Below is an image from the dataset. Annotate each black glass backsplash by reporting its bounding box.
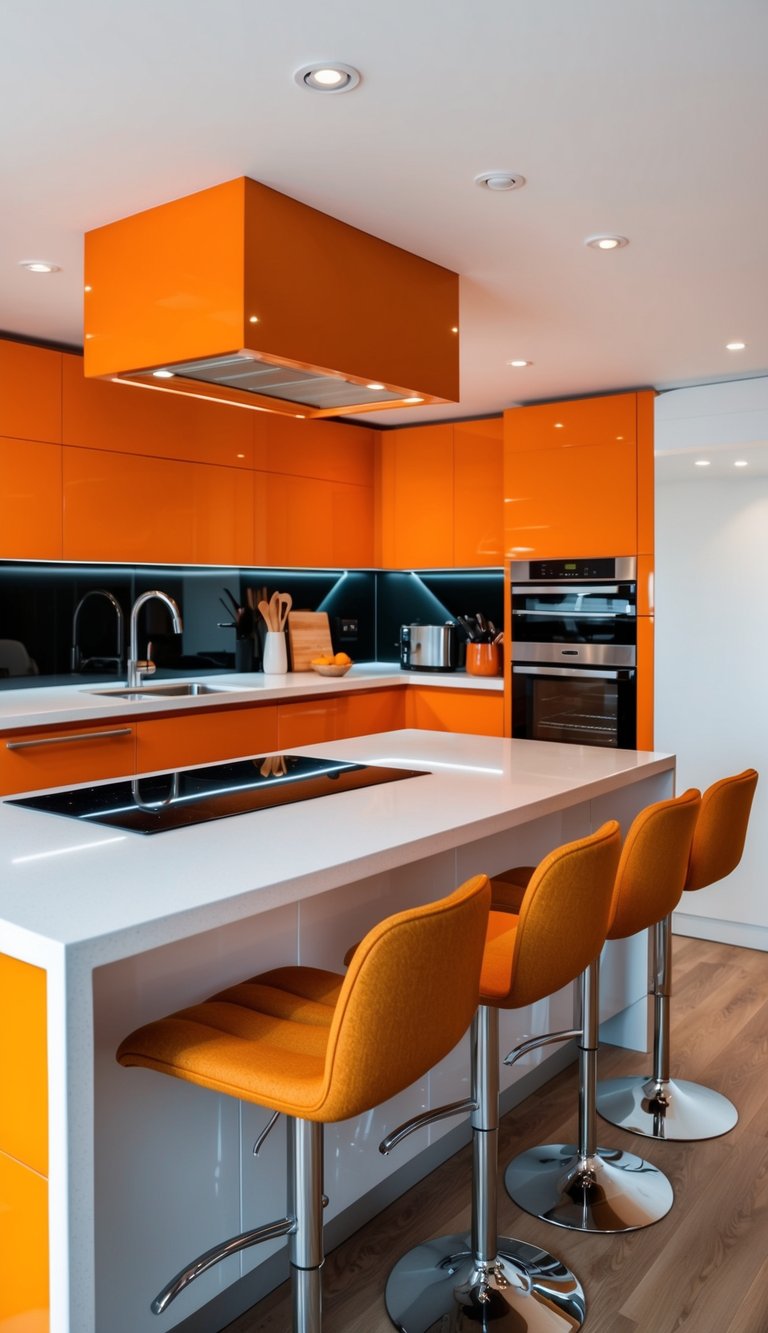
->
[0,561,502,685]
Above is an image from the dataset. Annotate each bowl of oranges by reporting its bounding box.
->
[310,652,353,677]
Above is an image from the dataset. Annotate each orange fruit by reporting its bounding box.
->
[334,652,352,665]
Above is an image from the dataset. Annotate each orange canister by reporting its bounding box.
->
[466,642,500,677]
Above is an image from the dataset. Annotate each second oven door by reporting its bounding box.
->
[511,582,636,647]
[512,664,637,749]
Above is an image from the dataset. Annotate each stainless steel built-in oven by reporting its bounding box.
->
[510,557,637,749]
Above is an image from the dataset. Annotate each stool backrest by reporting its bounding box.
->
[607,788,701,941]
[685,769,758,893]
[320,873,491,1121]
[495,821,622,1011]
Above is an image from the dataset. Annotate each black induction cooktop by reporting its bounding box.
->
[8,754,427,835]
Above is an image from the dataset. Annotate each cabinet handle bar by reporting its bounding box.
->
[6,728,133,751]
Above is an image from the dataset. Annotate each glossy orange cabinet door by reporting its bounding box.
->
[0,956,47,1175]
[255,412,376,487]
[255,472,374,568]
[0,722,136,796]
[0,338,61,444]
[62,446,254,565]
[0,1150,49,1332]
[505,437,637,559]
[505,393,637,454]
[405,687,504,737]
[136,705,278,772]
[0,437,63,559]
[277,699,339,749]
[335,688,406,739]
[453,419,503,566]
[62,353,254,469]
[377,424,454,568]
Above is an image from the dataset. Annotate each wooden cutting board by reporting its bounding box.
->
[287,611,333,670]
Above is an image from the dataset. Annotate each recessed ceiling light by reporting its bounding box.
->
[734,460,749,467]
[366,383,385,390]
[152,369,175,379]
[403,397,424,404]
[507,359,532,368]
[294,63,361,93]
[694,459,711,467]
[18,259,60,273]
[725,341,746,351]
[474,172,526,192]
[585,235,629,251]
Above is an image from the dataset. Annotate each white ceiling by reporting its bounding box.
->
[2,0,767,427]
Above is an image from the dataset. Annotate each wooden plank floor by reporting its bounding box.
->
[224,937,768,1332]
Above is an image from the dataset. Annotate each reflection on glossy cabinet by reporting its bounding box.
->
[335,687,405,739]
[62,353,254,469]
[405,687,504,736]
[0,338,61,444]
[255,472,374,568]
[0,955,47,1175]
[0,722,136,796]
[62,447,254,564]
[136,705,278,773]
[453,419,503,566]
[0,437,63,559]
[0,1150,49,1332]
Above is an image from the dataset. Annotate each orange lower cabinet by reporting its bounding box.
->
[0,437,63,560]
[335,688,406,739]
[277,699,339,749]
[0,1150,48,1332]
[0,957,47,1176]
[0,723,136,797]
[136,705,278,772]
[405,687,504,737]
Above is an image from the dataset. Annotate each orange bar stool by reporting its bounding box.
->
[381,821,622,1333]
[597,768,758,1141]
[116,874,491,1333]
[503,789,701,1234]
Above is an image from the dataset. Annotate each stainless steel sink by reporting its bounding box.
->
[85,682,230,700]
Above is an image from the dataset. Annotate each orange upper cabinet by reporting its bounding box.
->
[254,413,375,488]
[62,352,254,469]
[377,424,454,568]
[62,447,254,565]
[84,177,459,419]
[453,419,503,566]
[0,437,62,560]
[0,338,61,443]
[503,391,653,560]
[255,471,374,568]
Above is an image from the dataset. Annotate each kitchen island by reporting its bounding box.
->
[0,730,674,1333]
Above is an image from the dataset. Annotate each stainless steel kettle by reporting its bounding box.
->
[399,622,458,672]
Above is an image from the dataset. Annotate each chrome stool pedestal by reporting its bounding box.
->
[383,1008,586,1332]
[504,960,673,1233]
[597,915,738,1141]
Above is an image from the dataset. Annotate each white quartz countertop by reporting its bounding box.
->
[0,663,502,732]
[0,730,672,966]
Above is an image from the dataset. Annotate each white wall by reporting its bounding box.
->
[656,473,768,949]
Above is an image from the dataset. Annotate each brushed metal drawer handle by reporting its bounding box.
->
[6,728,133,751]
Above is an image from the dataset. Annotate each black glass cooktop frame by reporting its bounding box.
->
[7,754,427,835]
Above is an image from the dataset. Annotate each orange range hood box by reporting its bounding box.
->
[83,177,459,418]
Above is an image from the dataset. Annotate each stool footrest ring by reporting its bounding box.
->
[504,1027,581,1067]
[152,1215,295,1316]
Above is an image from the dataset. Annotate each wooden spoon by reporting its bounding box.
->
[258,599,274,631]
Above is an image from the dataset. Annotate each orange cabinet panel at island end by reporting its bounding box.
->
[0,1150,49,1332]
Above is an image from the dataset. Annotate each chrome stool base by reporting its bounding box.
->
[504,1142,674,1233]
[385,1232,585,1332]
[596,1074,739,1141]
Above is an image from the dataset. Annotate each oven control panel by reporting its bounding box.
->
[529,558,618,580]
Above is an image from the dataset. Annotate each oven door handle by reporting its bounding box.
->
[512,664,635,681]
[512,609,635,619]
[512,584,628,597]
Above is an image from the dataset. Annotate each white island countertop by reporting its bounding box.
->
[0,729,672,967]
[0,662,502,732]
